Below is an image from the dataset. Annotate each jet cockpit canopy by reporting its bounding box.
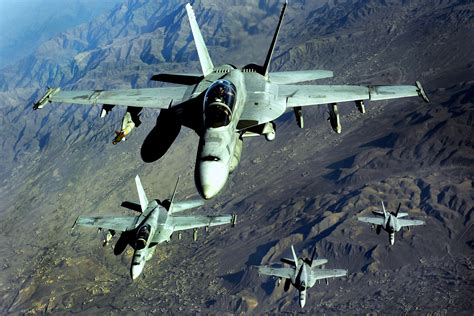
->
[204,79,236,128]
[135,224,151,250]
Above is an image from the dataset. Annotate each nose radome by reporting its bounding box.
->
[198,161,229,199]
[300,298,306,308]
[131,262,144,280]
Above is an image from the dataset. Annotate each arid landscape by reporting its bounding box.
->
[0,0,472,314]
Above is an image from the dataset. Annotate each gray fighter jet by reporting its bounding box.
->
[358,201,425,245]
[34,2,429,199]
[257,245,347,308]
[73,175,236,280]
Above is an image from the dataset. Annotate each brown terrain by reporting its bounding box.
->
[0,0,472,314]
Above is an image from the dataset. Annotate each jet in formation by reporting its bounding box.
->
[73,175,236,280]
[257,245,347,308]
[33,1,429,200]
[358,201,425,245]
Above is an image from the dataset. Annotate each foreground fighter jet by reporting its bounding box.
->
[257,245,347,308]
[358,201,425,245]
[34,2,429,199]
[73,175,236,280]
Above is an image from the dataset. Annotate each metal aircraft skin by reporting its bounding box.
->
[257,245,347,308]
[34,1,430,200]
[73,175,235,280]
[358,201,425,245]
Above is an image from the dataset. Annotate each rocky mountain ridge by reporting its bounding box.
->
[0,0,472,314]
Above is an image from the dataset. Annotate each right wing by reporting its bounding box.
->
[34,86,189,109]
[398,219,425,227]
[358,216,385,226]
[258,266,294,279]
[169,215,232,232]
[74,215,140,232]
[311,268,347,280]
[280,82,429,108]
[269,70,333,84]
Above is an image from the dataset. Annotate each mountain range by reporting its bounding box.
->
[0,0,472,313]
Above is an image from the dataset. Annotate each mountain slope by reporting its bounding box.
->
[0,0,472,314]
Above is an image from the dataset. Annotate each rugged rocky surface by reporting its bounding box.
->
[0,0,472,314]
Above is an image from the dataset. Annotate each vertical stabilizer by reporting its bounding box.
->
[135,175,149,212]
[309,246,317,267]
[185,3,214,76]
[291,245,299,269]
[395,202,402,217]
[260,0,288,77]
[381,201,387,216]
[168,176,180,215]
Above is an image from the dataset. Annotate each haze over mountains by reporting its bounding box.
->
[0,0,472,314]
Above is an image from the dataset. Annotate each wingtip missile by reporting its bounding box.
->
[415,81,429,103]
[33,87,61,110]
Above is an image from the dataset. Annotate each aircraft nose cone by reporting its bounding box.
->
[131,262,144,280]
[198,161,228,199]
[300,298,306,308]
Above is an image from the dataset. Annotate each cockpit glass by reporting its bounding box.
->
[135,224,151,250]
[204,80,236,128]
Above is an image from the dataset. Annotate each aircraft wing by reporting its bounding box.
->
[73,215,140,232]
[311,268,347,280]
[169,215,232,232]
[269,70,333,84]
[279,82,428,108]
[258,266,294,279]
[33,86,189,109]
[398,219,425,227]
[358,216,385,226]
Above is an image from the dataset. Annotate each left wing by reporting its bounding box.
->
[311,268,347,281]
[358,216,385,226]
[258,266,294,279]
[34,86,189,109]
[398,219,425,227]
[169,215,232,232]
[279,82,428,108]
[74,215,140,232]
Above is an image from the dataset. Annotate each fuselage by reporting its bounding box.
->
[130,202,173,279]
[193,65,285,199]
[291,260,309,308]
[381,213,401,246]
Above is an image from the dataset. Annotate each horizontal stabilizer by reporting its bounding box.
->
[281,258,295,266]
[121,201,142,213]
[396,212,409,218]
[151,73,203,85]
[371,210,385,216]
[170,199,205,213]
[270,70,333,84]
[309,258,328,267]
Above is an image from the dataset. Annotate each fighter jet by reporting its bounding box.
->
[73,175,236,280]
[33,2,430,199]
[257,245,347,308]
[357,201,425,245]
